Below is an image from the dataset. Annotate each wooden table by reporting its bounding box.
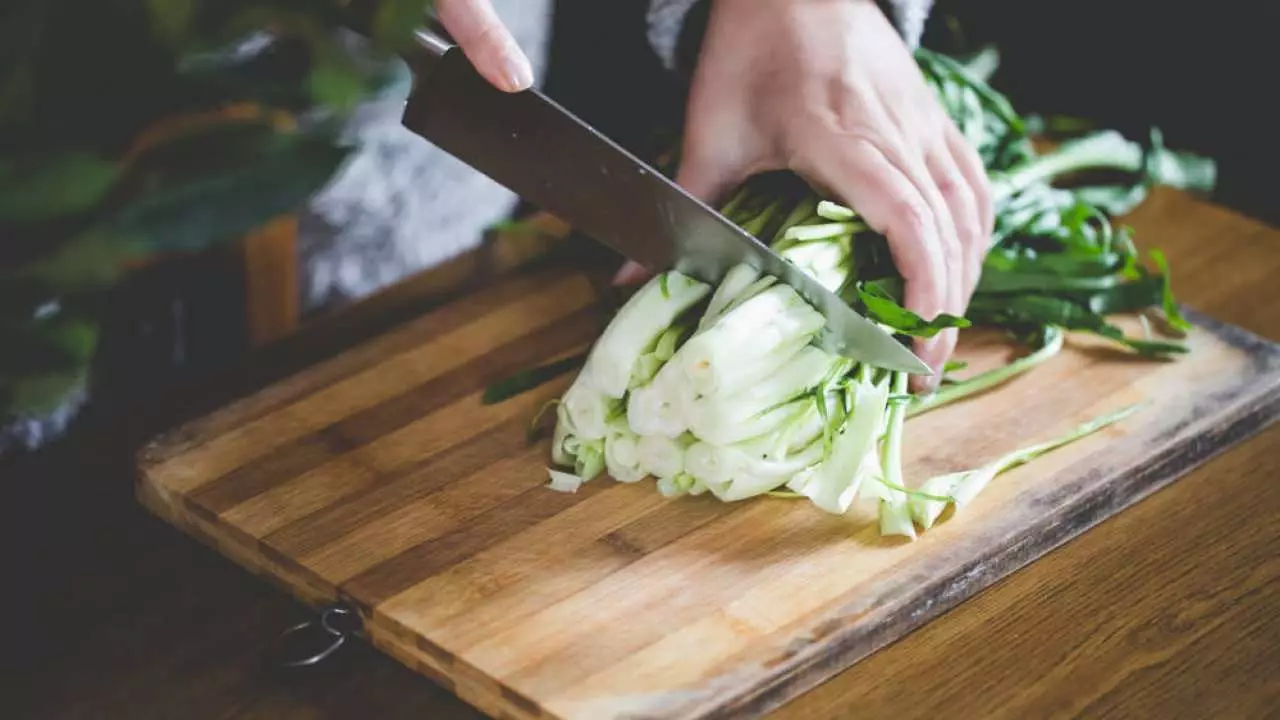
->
[7,187,1279,719]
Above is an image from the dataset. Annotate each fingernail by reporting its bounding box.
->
[612,262,648,286]
[501,43,534,92]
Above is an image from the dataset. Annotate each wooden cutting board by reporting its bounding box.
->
[137,243,1280,720]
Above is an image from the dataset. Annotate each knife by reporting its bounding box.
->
[397,27,930,375]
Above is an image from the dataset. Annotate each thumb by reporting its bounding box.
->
[435,0,533,92]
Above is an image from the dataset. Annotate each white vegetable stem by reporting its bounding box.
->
[578,270,710,400]
[789,367,891,515]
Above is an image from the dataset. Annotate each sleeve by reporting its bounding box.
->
[646,0,937,72]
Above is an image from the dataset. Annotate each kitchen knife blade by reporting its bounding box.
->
[399,28,931,375]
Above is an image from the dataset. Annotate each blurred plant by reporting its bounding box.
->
[0,0,435,444]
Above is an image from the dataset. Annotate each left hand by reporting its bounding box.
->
[615,0,993,392]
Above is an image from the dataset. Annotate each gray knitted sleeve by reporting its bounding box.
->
[646,0,935,71]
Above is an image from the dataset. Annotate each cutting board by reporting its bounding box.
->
[137,253,1280,720]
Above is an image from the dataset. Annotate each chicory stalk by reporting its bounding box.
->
[684,345,851,446]
[578,270,710,399]
[637,432,693,480]
[560,377,620,442]
[674,284,827,398]
[910,403,1142,528]
[604,418,646,483]
[787,366,891,515]
[546,468,585,494]
[908,326,1065,417]
[687,428,832,503]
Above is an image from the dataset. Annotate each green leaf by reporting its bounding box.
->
[856,282,971,338]
[0,151,120,225]
[1149,249,1191,333]
[0,312,99,417]
[308,43,368,111]
[967,295,1186,356]
[109,132,351,255]
[372,0,437,51]
[0,316,95,376]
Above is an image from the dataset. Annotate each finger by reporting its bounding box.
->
[874,139,966,392]
[926,142,983,306]
[947,125,994,239]
[796,139,952,391]
[435,0,533,92]
[943,126,993,310]
[612,261,651,287]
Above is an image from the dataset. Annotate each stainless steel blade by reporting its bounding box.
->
[399,29,930,375]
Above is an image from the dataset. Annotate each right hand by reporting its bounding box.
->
[435,0,534,92]
[616,0,992,393]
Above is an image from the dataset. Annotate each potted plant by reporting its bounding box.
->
[0,0,433,451]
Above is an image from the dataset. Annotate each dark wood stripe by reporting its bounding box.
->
[389,493,745,649]
[190,306,599,514]
[343,480,611,606]
[140,264,582,465]
[415,635,458,666]
[264,417,543,558]
[499,683,545,719]
[598,493,737,557]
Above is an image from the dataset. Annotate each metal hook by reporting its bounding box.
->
[273,604,361,668]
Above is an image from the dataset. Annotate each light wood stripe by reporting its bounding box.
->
[263,416,539,558]
[141,264,579,465]
[191,306,599,514]
[302,444,551,581]
[147,273,597,493]
[385,493,738,652]
[220,385,566,539]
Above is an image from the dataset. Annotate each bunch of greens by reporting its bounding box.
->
[533,46,1215,538]
[0,0,436,441]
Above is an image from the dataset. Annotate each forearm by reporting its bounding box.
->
[646,0,935,73]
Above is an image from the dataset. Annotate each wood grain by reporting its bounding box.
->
[135,187,1280,720]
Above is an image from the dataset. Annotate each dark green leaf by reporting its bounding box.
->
[0,312,99,417]
[308,43,368,110]
[110,131,350,256]
[372,0,436,51]
[0,151,119,225]
[983,248,1122,278]
[1149,249,1191,333]
[968,295,1186,356]
[856,282,971,337]
[483,352,587,405]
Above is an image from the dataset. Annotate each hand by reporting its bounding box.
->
[435,0,534,92]
[619,0,993,392]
